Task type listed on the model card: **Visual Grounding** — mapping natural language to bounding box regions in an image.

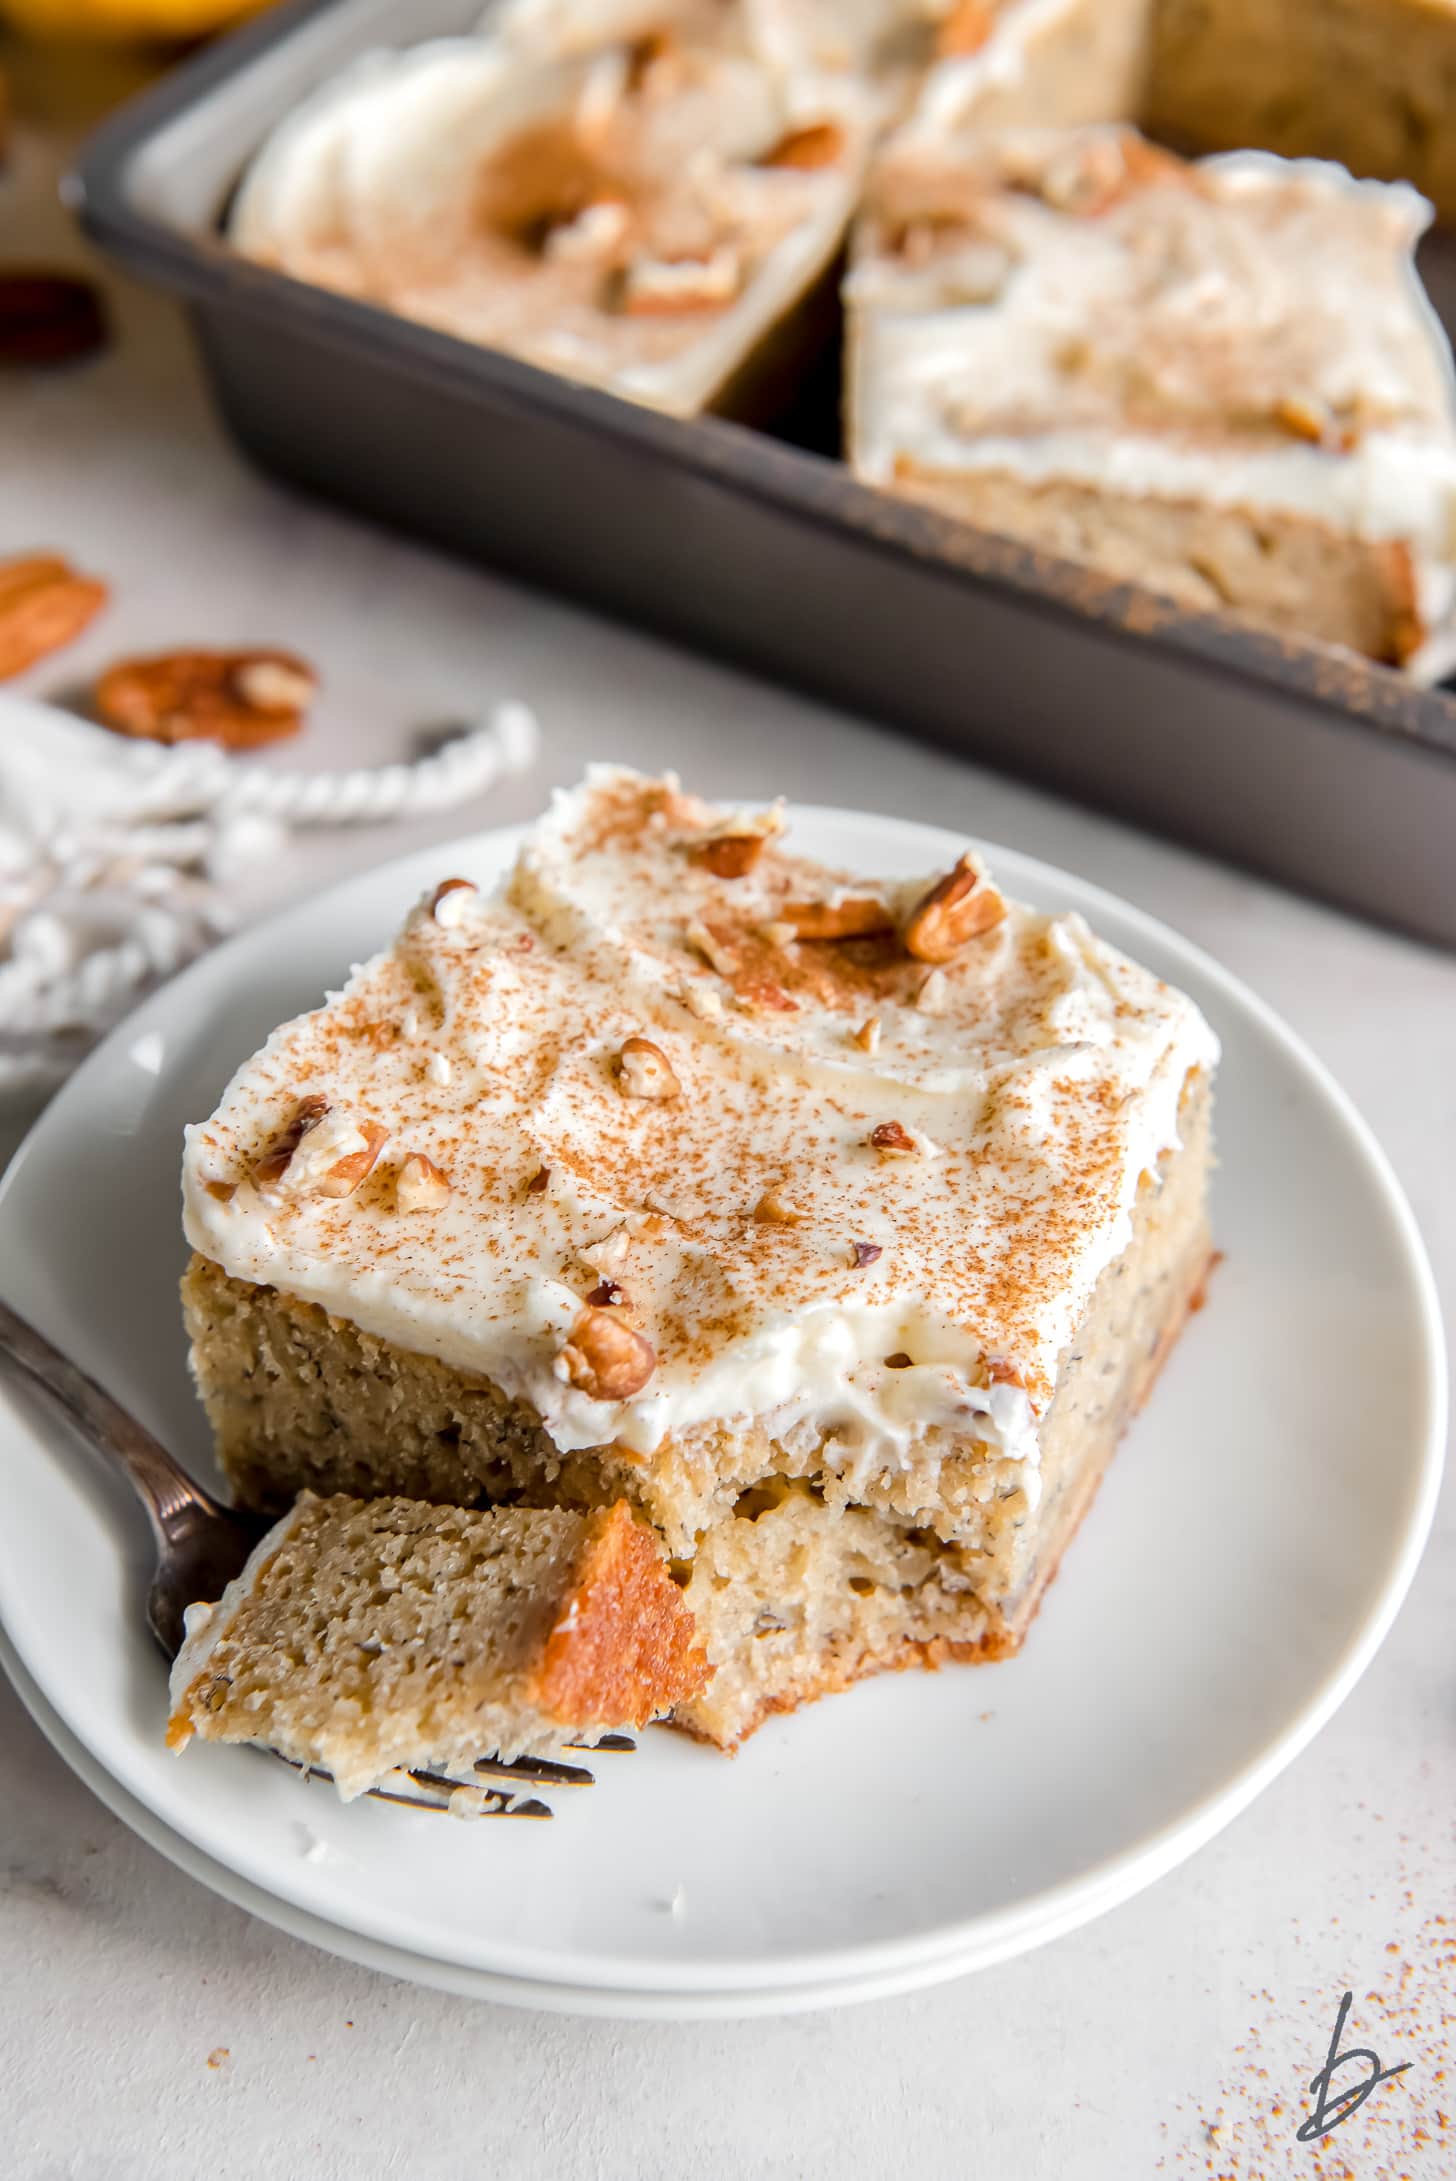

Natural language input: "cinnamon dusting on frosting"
[182,767,1218,1482]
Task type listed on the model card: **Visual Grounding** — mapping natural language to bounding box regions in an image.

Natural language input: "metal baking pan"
[71,0,1456,947]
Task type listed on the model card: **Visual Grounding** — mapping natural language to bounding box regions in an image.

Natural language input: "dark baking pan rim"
[68,0,1456,946]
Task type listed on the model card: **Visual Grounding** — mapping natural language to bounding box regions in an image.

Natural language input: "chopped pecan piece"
[850,1241,883,1267]
[526,1164,552,1196]
[781,897,896,942]
[619,246,740,315]
[690,833,768,879]
[429,877,478,925]
[869,1120,917,1155]
[396,1153,450,1214]
[1272,394,1333,445]
[759,121,844,170]
[314,1122,389,1199]
[752,1189,800,1225]
[586,1279,625,1307]
[687,801,784,878]
[916,969,951,1015]
[253,1098,386,1197]
[251,1095,329,1186]
[903,854,1006,961]
[542,197,631,263]
[617,1035,680,1099]
[738,976,797,1013]
[685,919,739,977]
[1041,132,1186,218]
[94,648,316,748]
[0,552,108,680]
[557,1307,656,1400]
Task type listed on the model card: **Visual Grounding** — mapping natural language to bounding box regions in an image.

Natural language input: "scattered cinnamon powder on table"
[1158,1829,1454,2177]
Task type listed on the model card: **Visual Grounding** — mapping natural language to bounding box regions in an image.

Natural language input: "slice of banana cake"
[181,767,1217,1747]
[167,1495,708,1798]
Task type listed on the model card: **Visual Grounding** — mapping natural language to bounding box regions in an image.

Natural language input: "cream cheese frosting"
[182,769,1217,1505]
[848,129,1456,677]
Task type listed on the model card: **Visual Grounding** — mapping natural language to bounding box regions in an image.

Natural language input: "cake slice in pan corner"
[847,124,1456,676]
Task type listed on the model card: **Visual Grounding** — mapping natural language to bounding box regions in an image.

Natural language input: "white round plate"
[0,809,1443,2018]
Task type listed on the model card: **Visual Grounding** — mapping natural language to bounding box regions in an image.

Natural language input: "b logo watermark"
[1296,1990,1411,2144]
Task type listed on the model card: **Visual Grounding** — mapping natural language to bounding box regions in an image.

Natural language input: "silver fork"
[0,1294,633,1818]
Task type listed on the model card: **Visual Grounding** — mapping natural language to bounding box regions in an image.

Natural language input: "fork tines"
[272,1731,638,1818]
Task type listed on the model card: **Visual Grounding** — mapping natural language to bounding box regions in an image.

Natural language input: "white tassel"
[0,696,540,1076]
[222,703,538,825]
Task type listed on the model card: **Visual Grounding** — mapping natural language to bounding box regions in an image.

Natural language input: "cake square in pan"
[229,1,882,422]
[847,125,1456,676]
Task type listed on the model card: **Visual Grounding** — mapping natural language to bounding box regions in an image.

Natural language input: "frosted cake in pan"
[847,126,1456,676]
[180,770,1217,1746]
[229,1,880,420]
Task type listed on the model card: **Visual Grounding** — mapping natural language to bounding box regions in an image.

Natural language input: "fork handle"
[0,1293,229,1544]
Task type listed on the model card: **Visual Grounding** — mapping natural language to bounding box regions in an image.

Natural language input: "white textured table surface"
[2,44,1453,2181]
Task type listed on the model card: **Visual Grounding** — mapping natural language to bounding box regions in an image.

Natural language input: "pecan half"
[0,552,108,680]
[0,271,109,369]
[903,854,1006,961]
[618,1036,680,1099]
[557,1307,656,1400]
[760,121,844,170]
[93,648,316,747]
[781,896,896,942]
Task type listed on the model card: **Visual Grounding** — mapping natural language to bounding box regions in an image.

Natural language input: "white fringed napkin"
[0,694,538,1092]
